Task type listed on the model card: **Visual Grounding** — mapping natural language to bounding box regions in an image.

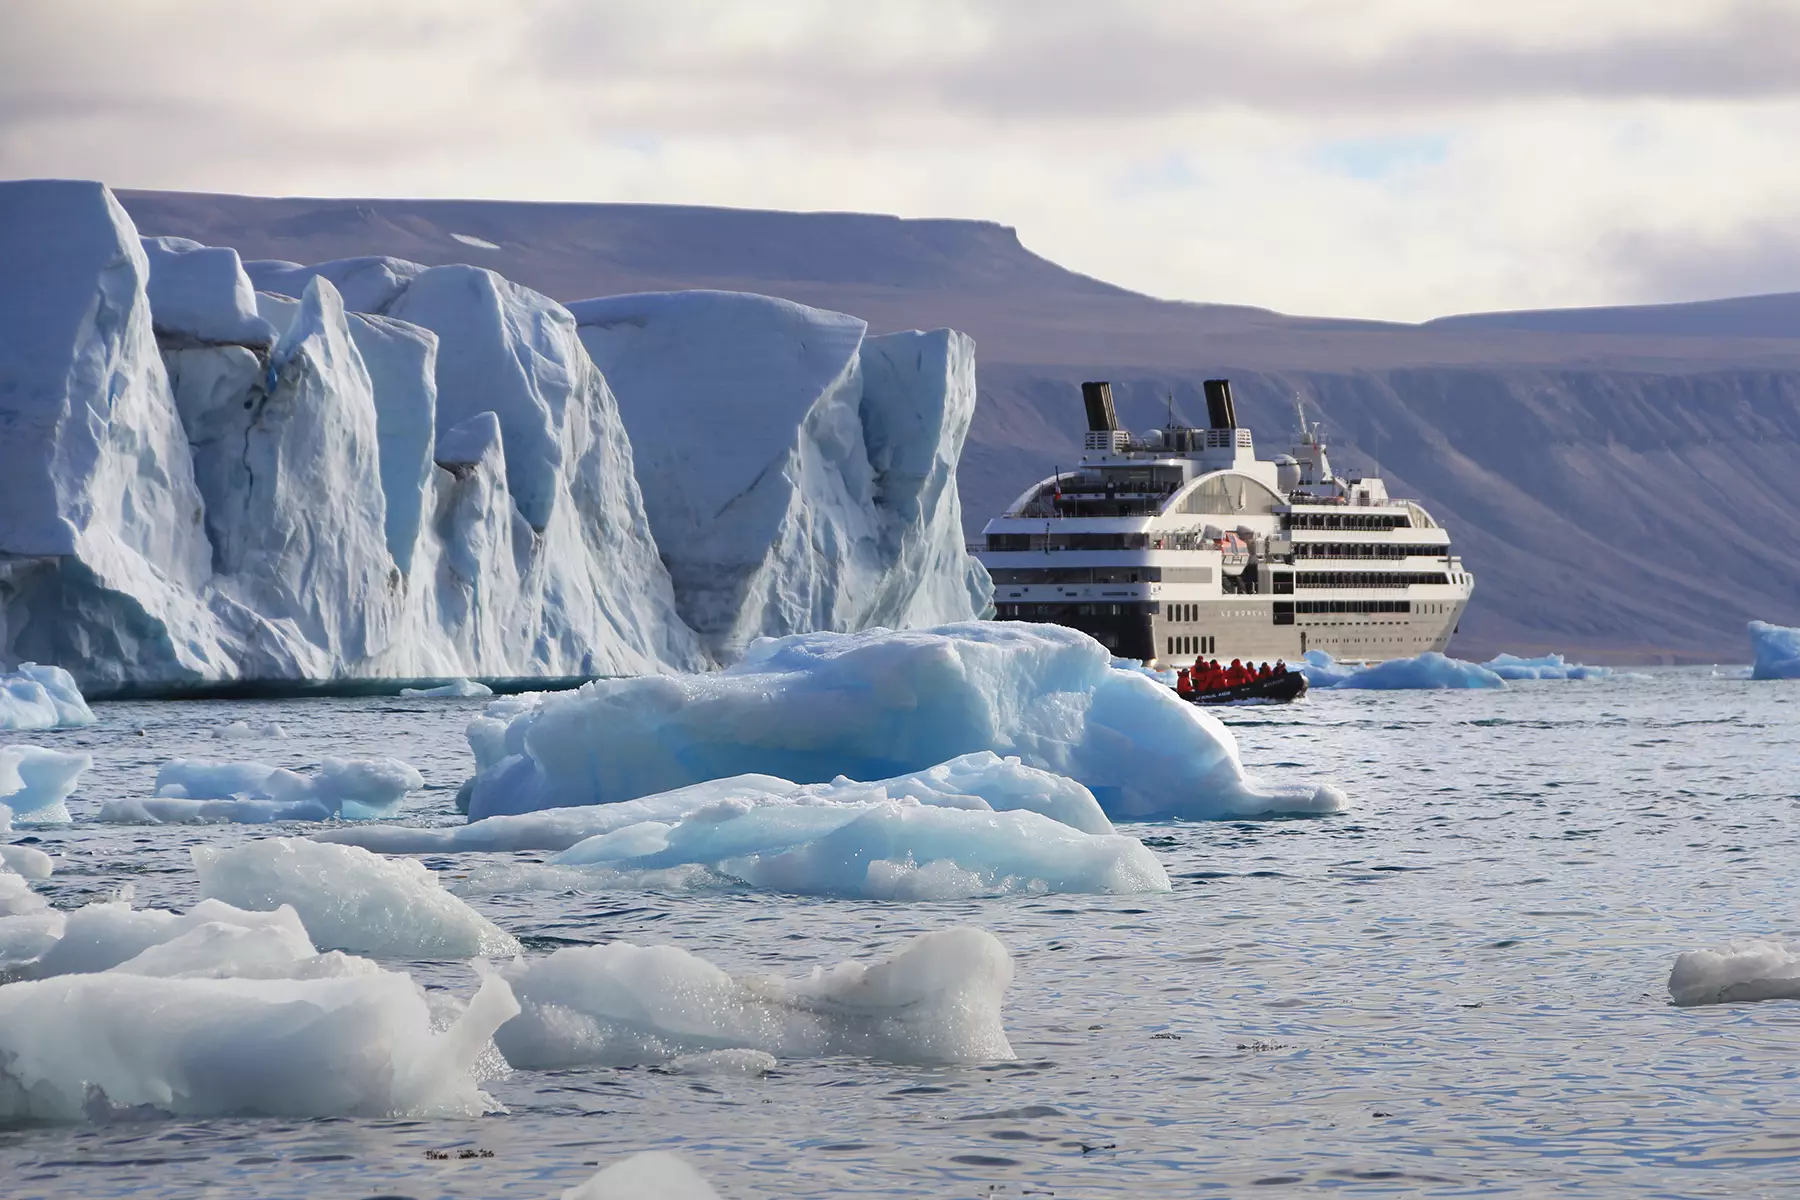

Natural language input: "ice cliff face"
[0,180,988,685]
[570,291,990,661]
[0,180,707,683]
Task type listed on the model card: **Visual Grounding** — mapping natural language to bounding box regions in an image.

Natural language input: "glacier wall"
[570,291,991,661]
[0,180,705,684]
[0,180,989,685]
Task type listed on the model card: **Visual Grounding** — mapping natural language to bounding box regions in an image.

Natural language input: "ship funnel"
[1203,379,1238,429]
[1081,381,1120,432]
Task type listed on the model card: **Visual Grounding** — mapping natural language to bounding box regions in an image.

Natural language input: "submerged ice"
[462,622,1345,823]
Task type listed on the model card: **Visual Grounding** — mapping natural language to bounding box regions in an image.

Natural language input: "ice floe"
[0,964,518,1121]
[400,678,493,698]
[563,1151,722,1200]
[495,927,1013,1069]
[1300,649,1505,690]
[152,755,424,819]
[1668,940,1800,1006]
[461,623,1345,823]
[214,719,287,739]
[1480,653,1613,681]
[1748,620,1800,680]
[0,663,95,731]
[0,745,90,823]
[192,838,521,958]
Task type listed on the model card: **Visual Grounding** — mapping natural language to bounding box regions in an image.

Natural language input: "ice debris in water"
[332,750,1111,846]
[0,663,94,731]
[1668,941,1800,1006]
[563,1151,722,1200]
[214,719,287,739]
[1748,620,1800,680]
[462,622,1346,822]
[0,959,519,1121]
[148,755,424,819]
[400,678,494,698]
[27,897,317,978]
[0,744,91,823]
[1479,653,1612,681]
[496,927,1013,1069]
[192,838,521,959]
[0,808,53,881]
[1300,649,1505,690]
[544,763,1171,899]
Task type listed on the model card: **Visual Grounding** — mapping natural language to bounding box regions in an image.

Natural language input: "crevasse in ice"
[462,622,1346,822]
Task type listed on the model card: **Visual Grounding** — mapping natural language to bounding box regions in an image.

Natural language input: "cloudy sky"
[4,0,1798,320]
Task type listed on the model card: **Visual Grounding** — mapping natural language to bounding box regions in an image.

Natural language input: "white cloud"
[2,0,1797,319]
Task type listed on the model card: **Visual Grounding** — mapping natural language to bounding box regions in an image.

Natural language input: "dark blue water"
[4,669,1798,1198]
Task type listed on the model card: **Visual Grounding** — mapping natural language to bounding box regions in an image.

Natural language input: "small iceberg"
[460,622,1346,823]
[0,663,94,731]
[1748,620,1800,680]
[399,678,493,698]
[1669,940,1800,1006]
[192,838,521,959]
[1480,653,1612,681]
[563,1152,722,1200]
[149,755,424,820]
[496,926,1013,1070]
[1300,649,1505,690]
[0,745,91,823]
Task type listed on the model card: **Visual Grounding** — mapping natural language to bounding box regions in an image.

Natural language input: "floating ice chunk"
[563,1151,723,1200]
[215,719,288,740]
[496,927,1013,1069]
[0,663,95,730]
[1668,941,1800,1006]
[98,795,334,825]
[400,679,494,698]
[1301,649,1504,690]
[0,808,53,881]
[553,798,1169,900]
[155,755,423,818]
[30,898,309,978]
[1748,621,1800,680]
[0,966,518,1121]
[463,623,1344,822]
[0,871,50,918]
[108,913,326,980]
[0,910,64,970]
[1480,652,1613,680]
[193,838,521,959]
[0,745,90,823]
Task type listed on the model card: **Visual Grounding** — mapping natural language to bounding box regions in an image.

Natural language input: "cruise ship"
[977,380,1474,665]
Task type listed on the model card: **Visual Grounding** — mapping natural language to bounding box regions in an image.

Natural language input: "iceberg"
[0,744,90,822]
[192,838,521,958]
[494,927,1013,1069]
[1480,652,1612,681]
[1300,649,1505,690]
[570,290,990,662]
[461,623,1345,822]
[155,755,423,818]
[0,965,518,1121]
[1748,620,1800,680]
[0,179,704,685]
[29,897,314,978]
[1668,940,1800,1006]
[400,678,493,698]
[0,663,95,730]
[563,1152,722,1200]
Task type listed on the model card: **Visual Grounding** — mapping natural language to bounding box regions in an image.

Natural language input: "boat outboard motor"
[1203,379,1238,429]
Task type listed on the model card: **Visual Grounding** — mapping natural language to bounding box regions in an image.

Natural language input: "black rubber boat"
[1181,672,1309,705]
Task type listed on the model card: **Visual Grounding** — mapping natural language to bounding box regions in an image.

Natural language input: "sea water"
[2,669,1797,1198]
